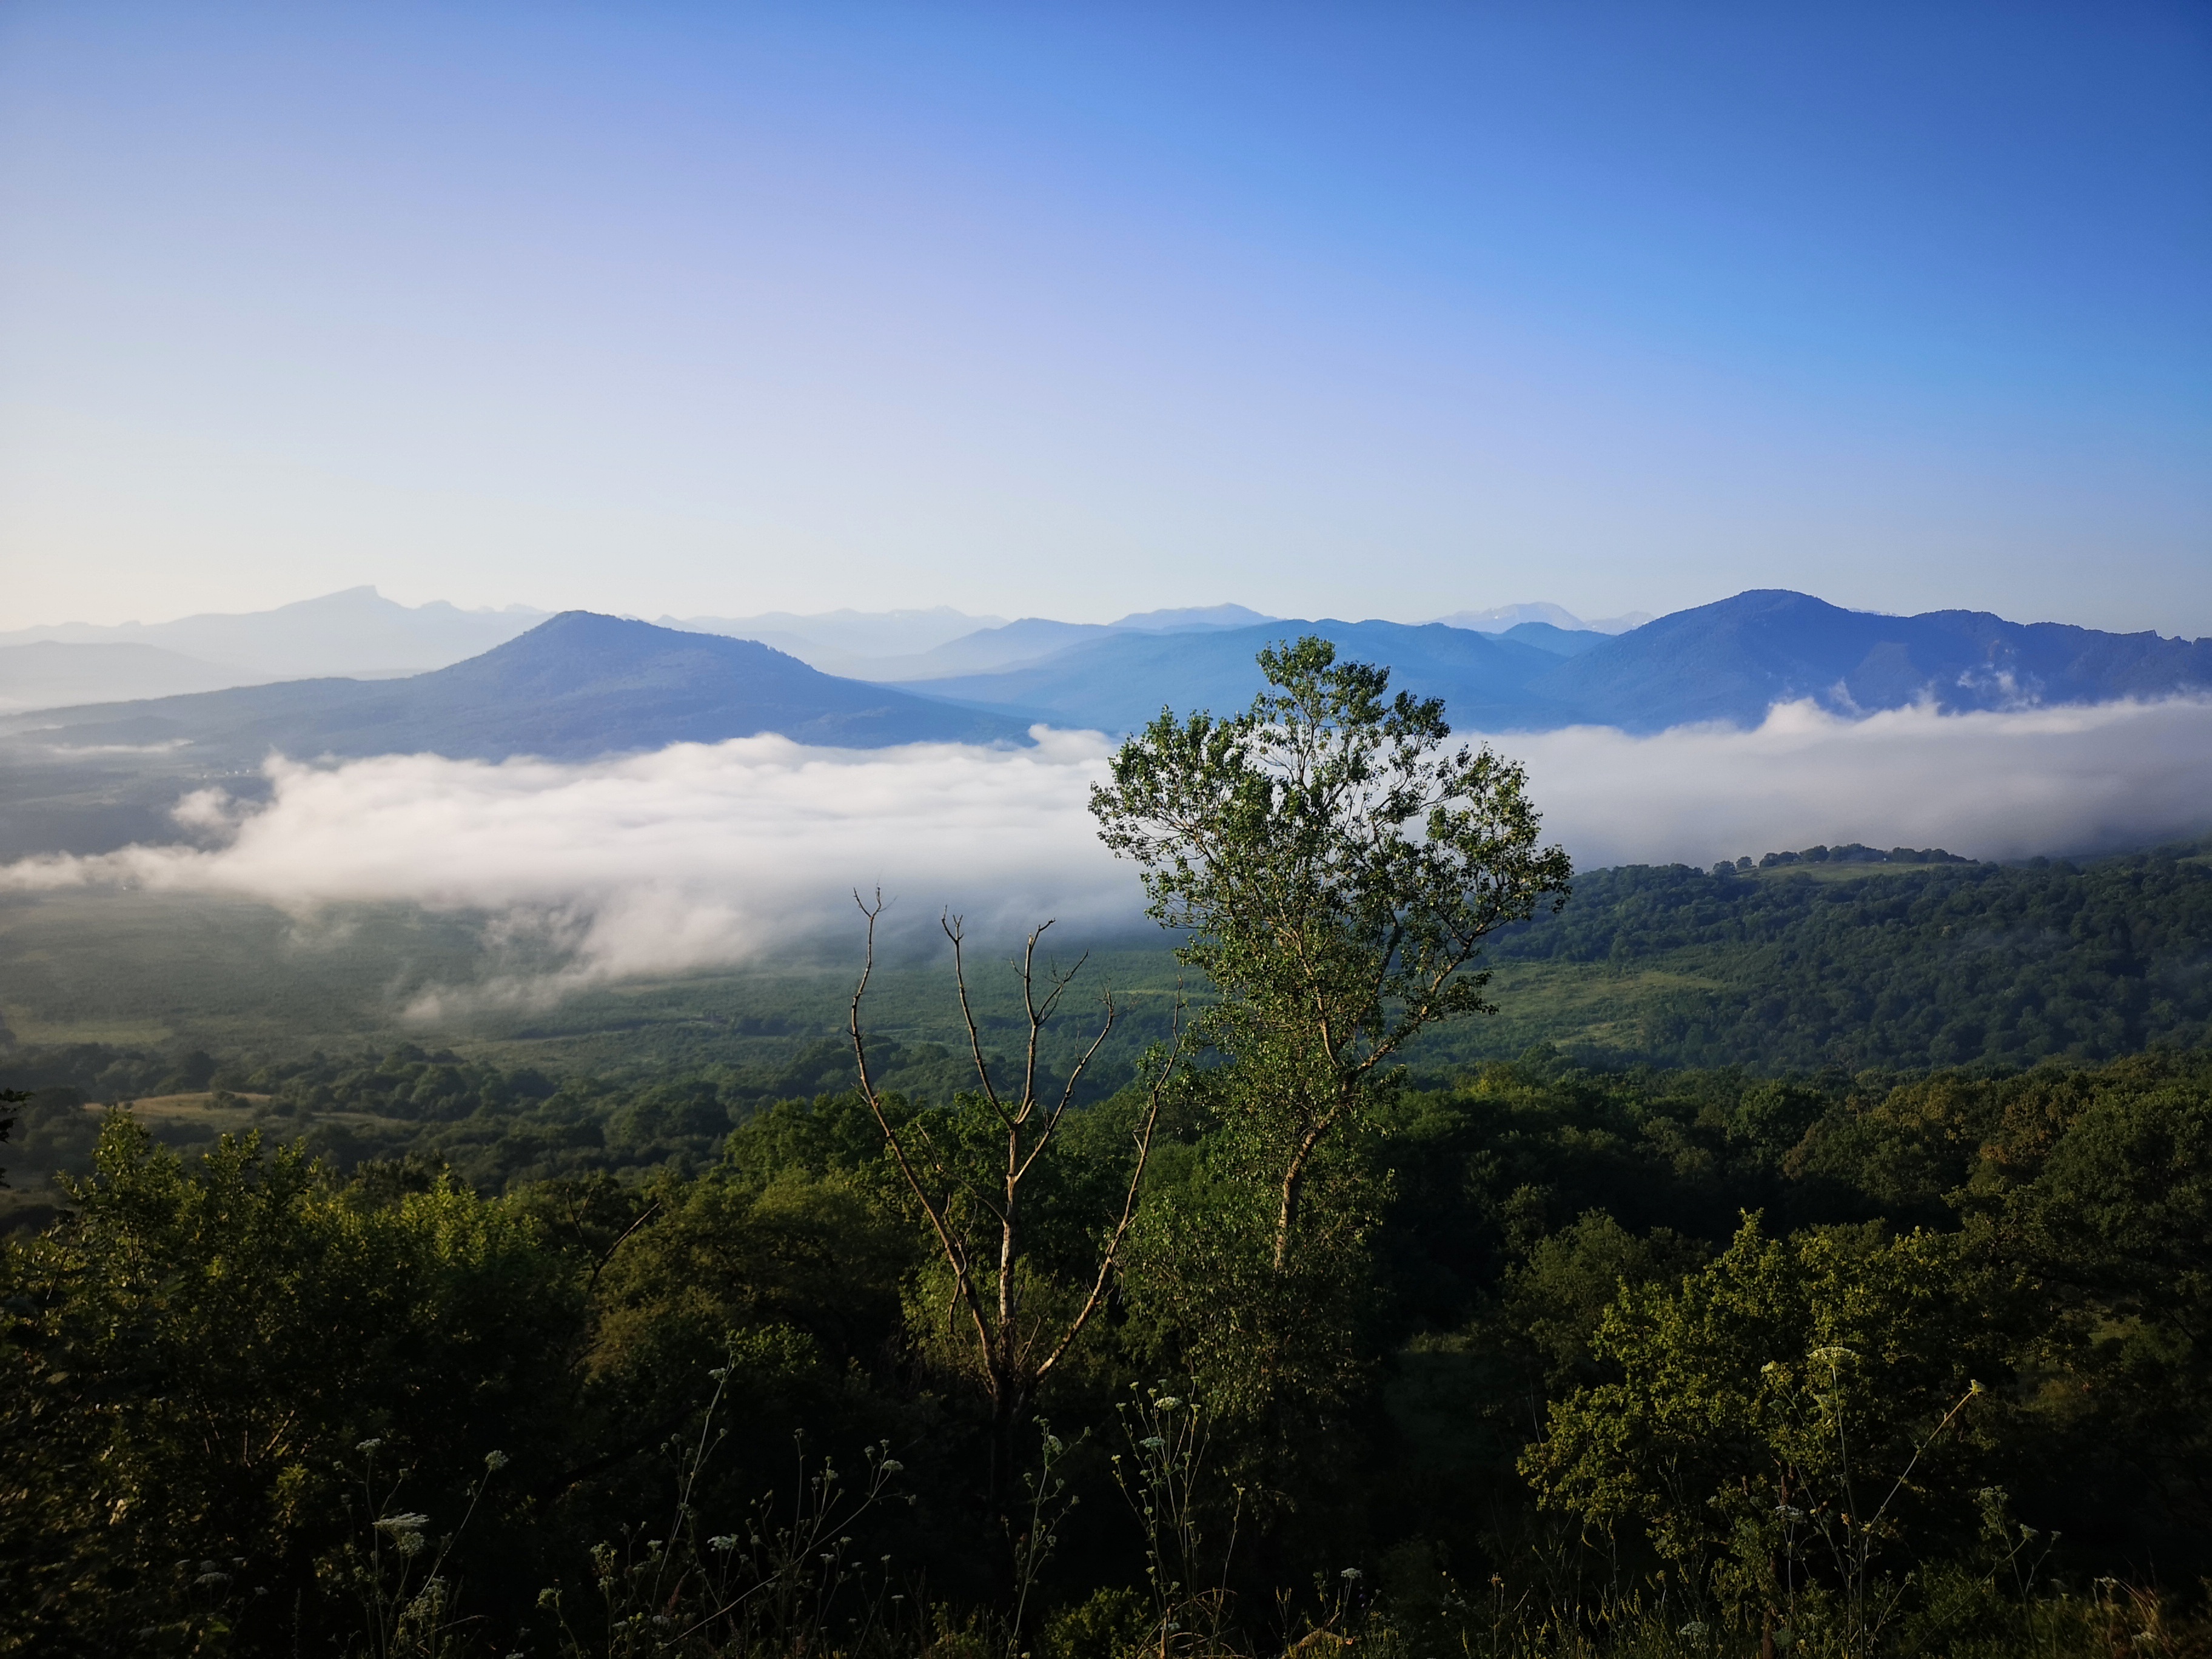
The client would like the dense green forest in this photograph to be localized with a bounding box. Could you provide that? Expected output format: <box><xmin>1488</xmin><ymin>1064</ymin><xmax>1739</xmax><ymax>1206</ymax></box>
<box><xmin>5</xmin><ymin>1050</ymin><xmax>2207</xmax><ymax>1656</ymax></box>
<box><xmin>1471</xmin><ymin>839</ymin><xmax>2212</xmax><ymax>1071</ymax></box>
<box><xmin>4</xmin><ymin>648</ymin><xmax>2208</xmax><ymax>1657</ymax></box>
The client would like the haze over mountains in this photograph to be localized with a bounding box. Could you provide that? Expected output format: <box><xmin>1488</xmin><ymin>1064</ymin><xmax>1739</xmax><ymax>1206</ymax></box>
<box><xmin>0</xmin><ymin>642</ymin><xmax>266</xmax><ymax>716</ymax></box>
<box><xmin>0</xmin><ymin>615</ymin><xmax>1024</xmax><ymax>859</ymax></box>
<box><xmin>5</xmin><ymin>588</ymin><xmax>2207</xmax><ymax>761</ymax></box>
<box><xmin>5</xmin><ymin>615</ymin><xmax>1027</xmax><ymax>768</ymax></box>
<box><xmin>1</xmin><ymin>586</ymin><xmax>2206</xmax><ymax>868</ymax></box>
<box><xmin>0</xmin><ymin>591</ymin><xmax>1638</xmax><ymax>712</ymax></box>
<box><xmin>901</xmin><ymin>589</ymin><xmax>2212</xmax><ymax>737</ymax></box>
<box><xmin>0</xmin><ymin>587</ymin><xmax>552</xmax><ymax>684</ymax></box>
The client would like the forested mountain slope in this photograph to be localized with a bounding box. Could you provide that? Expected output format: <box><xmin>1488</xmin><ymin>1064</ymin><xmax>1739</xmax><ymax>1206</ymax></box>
<box><xmin>1461</xmin><ymin>839</ymin><xmax>2212</xmax><ymax>1071</ymax></box>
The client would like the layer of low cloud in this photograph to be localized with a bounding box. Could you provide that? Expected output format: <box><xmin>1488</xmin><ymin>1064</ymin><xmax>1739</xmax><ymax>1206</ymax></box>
<box><xmin>1504</xmin><ymin>696</ymin><xmax>2212</xmax><ymax>870</ymax></box>
<box><xmin>1</xmin><ymin>728</ymin><xmax>1133</xmax><ymax>1011</ymax></box>
<box><xmin>4</xmin><ymin>699</ymin><xmax>2209</xmax><ymax>1008</ymax></box>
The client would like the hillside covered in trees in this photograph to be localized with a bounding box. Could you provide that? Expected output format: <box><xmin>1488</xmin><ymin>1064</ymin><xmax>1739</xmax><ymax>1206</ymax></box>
<box><xmin>1466</xmin><ymin>836</ymin><xmax>2212</xmax><ymax>1071</ymax></box>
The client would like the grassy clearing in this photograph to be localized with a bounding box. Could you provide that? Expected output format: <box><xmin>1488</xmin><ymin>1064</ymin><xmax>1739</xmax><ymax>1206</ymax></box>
<box><xmin>115</xmin><ymin>1090</ymin><xmax>272</xmax><ymax>1124</ymax></box>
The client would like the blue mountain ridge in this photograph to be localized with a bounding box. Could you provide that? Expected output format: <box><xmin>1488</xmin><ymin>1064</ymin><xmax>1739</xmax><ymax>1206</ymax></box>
<box><xmin>1529</xmin><ymin>590</ymin><xmax>2212</xmax><ymax>731</ymax></box>
<box><xmin>1498</xmin><ymin>621</ymin><xmax>1607</xmax><ymax>657</ymax></box>
<box><xmin>4</xmin><ymin>595</ymin><xmax>2205</xmax><ymax>775</ymax></box>
<box><xmin>894</xmin><ymin>620</ymin><xmax>1580</xmax><ymax>732</ymax></box>
<box><xmin>5</xmin><ymin>595</ymin><xmax>2196</xmax><ymax>865</ymax></box>
<box><xmin>1</xmin><ymin>612</ymin><xmax>1030</xmax><ymax>760</ymax></box>
<box><xmin>897</xmin><ymin>591</ymin><xmax>2212</xmax><ymax>734</ymax></box>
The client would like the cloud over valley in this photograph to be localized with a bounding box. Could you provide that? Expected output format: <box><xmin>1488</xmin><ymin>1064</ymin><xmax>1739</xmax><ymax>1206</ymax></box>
<box><xmin>5</xmin><ymin>699</ymin><xmax>2209</xmax><ymax>1009</ymax></box>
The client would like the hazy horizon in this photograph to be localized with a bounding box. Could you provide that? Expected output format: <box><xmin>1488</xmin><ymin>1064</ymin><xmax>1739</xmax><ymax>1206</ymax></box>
<box><xmin>2</xmin><ymin>581</ymin><xmax>2202</xmax><ymax>645</ymax></box>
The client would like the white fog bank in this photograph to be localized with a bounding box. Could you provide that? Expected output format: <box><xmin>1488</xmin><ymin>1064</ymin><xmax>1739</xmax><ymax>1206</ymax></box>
<box><xmin>1505</xmin><ymin>696</ymin><xmax>2212</xmax><ymax>870</ymax></box>
<box><xmin>2</xmin><ymin>729</ymin><xmax>1134</xmax><ymax>1003</ymax></box>
<box><xmin>4</xmin><ymin>699</ymin><xmax>2209</xmax><ymax>1000</ymax></box>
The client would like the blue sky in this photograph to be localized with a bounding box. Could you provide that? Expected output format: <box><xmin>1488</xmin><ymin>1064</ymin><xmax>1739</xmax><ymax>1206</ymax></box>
<box><xmin>1</xmin><ymin>2</ymin><xmax>2206</xmax><ymax>634</ymax></box>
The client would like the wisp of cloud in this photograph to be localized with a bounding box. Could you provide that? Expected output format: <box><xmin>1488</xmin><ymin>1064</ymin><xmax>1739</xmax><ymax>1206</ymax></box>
<box><xmin>4</xmin><ymin>699</ymin><xmax>2208</xmax><ymax>1005</ymax></box>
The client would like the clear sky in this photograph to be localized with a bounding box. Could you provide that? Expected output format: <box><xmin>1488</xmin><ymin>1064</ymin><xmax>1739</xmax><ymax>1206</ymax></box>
<box><xmin>2</xmin><ymin>2</ymin><xmax>2206</xmax><ymax>635</ymax></box>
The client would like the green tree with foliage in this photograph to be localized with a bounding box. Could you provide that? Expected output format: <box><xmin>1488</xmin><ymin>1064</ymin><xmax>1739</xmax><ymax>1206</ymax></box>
<box><xmin>0</xmin><ymin>1118</ymin><xmax>581</xmax><ymax>1654</ymax></box>
<box><xmin>1091</xmin><ymin>635</ymin><xmax>1571</xmax><ymax>1270</ymax></box>
<box><xmin>1523</xmin><ymin>1216</ymin><xmax>2009</xmax><ymax>1649</ymax></box>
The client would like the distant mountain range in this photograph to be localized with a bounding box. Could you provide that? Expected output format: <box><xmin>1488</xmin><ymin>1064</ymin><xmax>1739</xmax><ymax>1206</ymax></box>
<box><xmin>1432</xmin><ymin>602</ymin><xmax>1653</xmax><ymax>634</ymax></box>
<box><xmin>0</xmin><ymin>591</ymin><xmax>1285</xmax><ymax>703</ymax></box>
<box><xmin>884</xmin><ymin>591</ymin><xmax>2212</xmax><ymax>735</ymax></box>
<box><xmin>0</xmin><ymin>589</ymin><xmax>1642</xmax><ymax>710</ymax></box>
<box><xmin>0</xmin><ymin>587</ymin><xmax>550</xmax><ymax>682</ymax></box>
<box><xmin>658</xmin><ymin>605</ymin><xmax>1004</xmax><ymax>674</ymax></box>
<box><xmin>1515</xmin><ymin>590</ymin><xmax>2212</xmax><ymax>730</ymax></box>
<box><xmin>675</xmin><ymin>602</ymin><xmax>1282</xmax><ymax>679</ymax></box>
<box><xmin>836</xmin><ymin>603</ymin><xmax>1284</xmax><ymax>682</ymax></box>
<box><xmin>5</xmin><ymin>591</ymin><xmax>2207</xmax><ymax>763</ymax></box>
<box><xmin>894</xmin><ymin>620</ymin><xmax>1585</xmax><ymax>732</ymax></box>
<box><xmin>0</xmin><ymin>614</ymin><xmax>1025</xmax><ymax>768</ymax></box>
<box><xmin>1</xmin><ymin>589</ymin><xmax>2206</xmax><ymax>860</ymax></box>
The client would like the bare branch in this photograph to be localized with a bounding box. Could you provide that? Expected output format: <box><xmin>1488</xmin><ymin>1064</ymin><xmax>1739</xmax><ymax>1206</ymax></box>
<box><xmin>944</xmin><ymin>913</ymin><xmax>1013</xmax><ymax>1124</ymax></box>
<box><xmin>852</xmin><ymin>891</ymin><xmax>994</xmax><ymax>1363</ymax></box>
<box><xmin>586</xmin><ymin>1199</ymin><xmax>662</xmax><ymax>1291</ymax></box>
<box><xmin>1017</xmin><ymin>923</ymin><xmax>1050</xmax><ymax>1121</ymax></box>
<box><xmin>1014</xmin><ymin>990</ymin><xmax>1117</xmax><ymax>1185</ymax></box>
<box><xmin>1036</xmin><ymin>993</ymin><xmax>1187</xmax><ymax>1381</ymax></box>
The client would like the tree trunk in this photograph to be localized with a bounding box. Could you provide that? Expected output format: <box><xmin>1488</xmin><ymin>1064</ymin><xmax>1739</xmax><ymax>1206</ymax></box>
<box><xmin>1272</xmin><ymin>1113</ymin><xmax>1334</xmax><ymax>1270</ymax></box>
